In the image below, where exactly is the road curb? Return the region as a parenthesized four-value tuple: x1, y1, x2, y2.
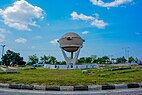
(9, 84, 21, 89)
(102, 85, 115, 90)
(33, 85, 46, 90)
(46, 86, 60, 91)
(114, 84, 128, 89)
(88, 85, 102, 90)
(0, 83, 142, 91)
(139, 83, 142, 88)
(127, 84, 140, 88)
(21, 84, 33, 90)
(60, 86, 73, 91)
(0, 83, 9, 88)
(74, 86, 88, 91)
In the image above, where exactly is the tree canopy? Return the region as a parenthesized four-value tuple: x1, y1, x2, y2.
(40, 55, 57, 64)
(1, 50, 25, 66)
(27, 54, 39, 65)
(116, 56, 127, 63)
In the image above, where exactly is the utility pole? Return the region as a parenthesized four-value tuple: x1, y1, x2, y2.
(122, 47, 130, 63)
(1, 45, 5, 58)
(1, 45, 5, 65)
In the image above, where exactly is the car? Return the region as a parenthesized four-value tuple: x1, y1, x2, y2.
(33, 62, 44, 67)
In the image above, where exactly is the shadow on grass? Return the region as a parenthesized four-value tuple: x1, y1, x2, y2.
(0, 72, 20, 74)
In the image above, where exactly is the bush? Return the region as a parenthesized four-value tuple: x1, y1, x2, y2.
(26, 62, 35, 66)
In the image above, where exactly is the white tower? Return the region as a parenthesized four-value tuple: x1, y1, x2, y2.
(58, 32, 84, 65)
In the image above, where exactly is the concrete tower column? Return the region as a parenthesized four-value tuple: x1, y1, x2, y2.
(61, 47, 81, 65)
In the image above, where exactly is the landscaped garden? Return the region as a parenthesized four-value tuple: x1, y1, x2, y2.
(0, 65, 142, 86)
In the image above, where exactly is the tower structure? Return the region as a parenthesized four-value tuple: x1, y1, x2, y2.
(58, 32, 84, 65)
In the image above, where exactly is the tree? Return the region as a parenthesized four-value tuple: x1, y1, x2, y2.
(116, 56, 127, 63)
(40, 55, 50, 64)
(91, 55, 97, 63)
(96, 56, 110, 64)
(135, 58, 139, 63)
(78, 57, 86, 64)
(78, 56, 97, 64)
(28, 54, 39, 65)
(60, 61, 66, 65)
(40, 55, 57, 64)
(97, 57, 105, 64)
(78, 55, 110, 64)
(85, 57, 92, 63)
(50, 56, 57, 64)
(102, 56, 110, 64)
(1, 50, 25, 66)
(102, 56, 109, 60)
(121, 56, 127, 63)
(128, 56, 135, 63)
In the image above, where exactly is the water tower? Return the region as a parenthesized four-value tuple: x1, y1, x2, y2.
(58, 32, 85, 65)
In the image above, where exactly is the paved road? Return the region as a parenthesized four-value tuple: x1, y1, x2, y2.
(0, 88, 142, 95)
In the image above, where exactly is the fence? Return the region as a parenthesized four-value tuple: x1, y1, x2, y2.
(44, 64, 98, 69)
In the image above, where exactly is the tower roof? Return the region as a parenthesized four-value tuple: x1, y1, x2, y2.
(62, 32, 81, 38)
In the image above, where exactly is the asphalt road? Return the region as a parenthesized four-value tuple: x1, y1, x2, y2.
(0, 88, 142, 95)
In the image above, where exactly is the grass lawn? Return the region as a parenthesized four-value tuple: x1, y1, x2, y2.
(0, 69, 3, 72)
(0, 66, 142, 86)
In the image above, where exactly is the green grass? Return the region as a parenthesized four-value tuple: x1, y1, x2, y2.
(0, 66, 142, 86)
(0, 69, 3, 72)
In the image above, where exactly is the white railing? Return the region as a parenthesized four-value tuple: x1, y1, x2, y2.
(44, 64, 99, 69)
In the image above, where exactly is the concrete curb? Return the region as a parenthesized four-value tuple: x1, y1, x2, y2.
(102, 85, 115, 90)
(0, 83, 141, 91)
(88, 85, 102, 90)
(33, 85, 46, 90)
(114, 84, 128, 89)
(74, 86, 88, 91)
(0, 83, 9, 88)
(60, 86, 73, 91)
(46, 86, 60, 91)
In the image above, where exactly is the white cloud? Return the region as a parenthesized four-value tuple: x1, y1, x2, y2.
(91, 19, 108, 29)
(15, 38, 27, 44)
(90, 0, 133, 8)
(82, 31, 89, 35)
(71, 11, 94, 21)
(0, 0, 44, 31)
(0, 28, 10, 42)
(50, 39, 59, 44)
(71, 11, 108, 29)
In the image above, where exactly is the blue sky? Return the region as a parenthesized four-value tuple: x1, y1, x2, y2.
(0, 0, 142, 61)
